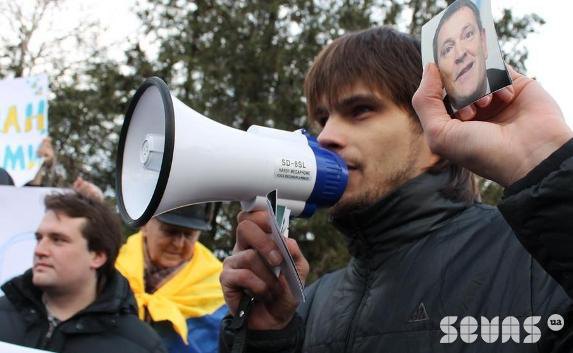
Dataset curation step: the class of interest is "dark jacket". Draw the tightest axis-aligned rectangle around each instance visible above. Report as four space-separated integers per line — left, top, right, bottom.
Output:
0 270 167 353
0 168 14 185
221 139 573 352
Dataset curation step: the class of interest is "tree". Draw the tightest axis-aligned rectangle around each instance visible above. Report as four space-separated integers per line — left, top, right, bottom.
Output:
0 0 103 79
0 0 136 190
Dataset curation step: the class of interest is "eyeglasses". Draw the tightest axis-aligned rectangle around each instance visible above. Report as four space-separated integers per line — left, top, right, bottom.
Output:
159 224 198 240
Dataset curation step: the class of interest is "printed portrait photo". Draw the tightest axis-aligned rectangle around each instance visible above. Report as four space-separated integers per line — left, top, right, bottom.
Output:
421 0 511 113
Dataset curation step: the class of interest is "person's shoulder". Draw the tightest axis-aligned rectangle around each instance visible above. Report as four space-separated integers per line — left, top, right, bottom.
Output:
0 294 16 312
431 201 515 245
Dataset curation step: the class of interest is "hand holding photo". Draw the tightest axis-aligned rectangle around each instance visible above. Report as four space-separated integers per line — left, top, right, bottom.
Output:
421 0 511 113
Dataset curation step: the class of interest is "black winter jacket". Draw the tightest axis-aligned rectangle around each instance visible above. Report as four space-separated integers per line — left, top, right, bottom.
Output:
221 139 573 353
0 270 167 353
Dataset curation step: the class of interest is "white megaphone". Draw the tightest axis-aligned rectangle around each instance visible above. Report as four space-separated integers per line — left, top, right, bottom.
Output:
116 77 348 228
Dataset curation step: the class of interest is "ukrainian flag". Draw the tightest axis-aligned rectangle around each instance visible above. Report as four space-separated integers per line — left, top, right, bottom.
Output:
116 233 227 353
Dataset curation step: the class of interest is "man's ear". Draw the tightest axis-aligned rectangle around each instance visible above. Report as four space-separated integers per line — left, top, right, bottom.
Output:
90 251 107 270
481 28 488 59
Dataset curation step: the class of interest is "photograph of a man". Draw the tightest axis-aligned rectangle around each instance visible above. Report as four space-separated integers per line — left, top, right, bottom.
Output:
426 0 511 111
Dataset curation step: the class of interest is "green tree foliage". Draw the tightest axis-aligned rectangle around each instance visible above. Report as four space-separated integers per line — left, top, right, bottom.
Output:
1 0 544 282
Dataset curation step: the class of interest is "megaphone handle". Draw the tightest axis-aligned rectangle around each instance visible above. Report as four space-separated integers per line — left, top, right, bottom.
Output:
229 294 255 353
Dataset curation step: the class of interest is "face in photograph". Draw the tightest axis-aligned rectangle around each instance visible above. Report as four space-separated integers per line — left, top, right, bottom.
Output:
434 2 489 109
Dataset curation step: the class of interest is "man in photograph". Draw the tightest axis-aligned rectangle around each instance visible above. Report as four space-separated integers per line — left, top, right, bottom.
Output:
432 0 510 110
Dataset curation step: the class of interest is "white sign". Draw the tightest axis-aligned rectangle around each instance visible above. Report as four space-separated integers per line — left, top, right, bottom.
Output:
0 186 61 292
0 75 49 186
0 341 55 353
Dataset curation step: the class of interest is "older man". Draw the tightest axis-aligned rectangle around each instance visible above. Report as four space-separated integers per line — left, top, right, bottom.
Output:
432 0 510 110
117 204 226 353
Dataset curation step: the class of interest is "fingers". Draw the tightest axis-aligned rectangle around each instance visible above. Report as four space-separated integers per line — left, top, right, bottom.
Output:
235 211 282 267
412 63 455 154
221 243 284 315
494 85 514 104
224 249 279 292
73 177 105 201
412 63 451 130
220 267 271 316
237 210 271 233
474 94 492 109
455 105 477 121
285 238 310 284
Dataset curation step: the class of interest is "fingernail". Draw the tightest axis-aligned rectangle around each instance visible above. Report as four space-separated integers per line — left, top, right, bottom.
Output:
457 105 474 120
268 250 282 266
499 86 514 101
476 94 492 107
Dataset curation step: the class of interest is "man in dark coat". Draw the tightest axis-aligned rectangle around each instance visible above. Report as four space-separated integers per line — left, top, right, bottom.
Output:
218 27 573 352
0 192 166 353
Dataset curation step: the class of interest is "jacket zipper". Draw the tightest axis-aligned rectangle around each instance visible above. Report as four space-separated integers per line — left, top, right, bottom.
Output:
40 315 59 348
343 232 373 353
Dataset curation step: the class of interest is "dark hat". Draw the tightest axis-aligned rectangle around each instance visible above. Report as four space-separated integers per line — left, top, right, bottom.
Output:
156 203 213 231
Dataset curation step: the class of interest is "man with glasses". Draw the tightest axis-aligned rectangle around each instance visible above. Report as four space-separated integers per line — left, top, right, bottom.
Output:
116 204 227 353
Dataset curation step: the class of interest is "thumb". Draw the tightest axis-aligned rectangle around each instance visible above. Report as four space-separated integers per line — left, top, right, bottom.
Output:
412 63 455 155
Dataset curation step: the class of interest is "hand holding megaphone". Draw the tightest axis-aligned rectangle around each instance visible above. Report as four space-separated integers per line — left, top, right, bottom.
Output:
116 77 348 227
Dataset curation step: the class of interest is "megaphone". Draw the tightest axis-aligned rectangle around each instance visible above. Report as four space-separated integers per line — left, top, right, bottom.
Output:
116 77 348 228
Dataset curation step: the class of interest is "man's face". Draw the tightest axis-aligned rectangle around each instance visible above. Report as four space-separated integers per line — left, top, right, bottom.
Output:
33 210 105 293
142 218 200 268
314 83 437 216
436 6 488 109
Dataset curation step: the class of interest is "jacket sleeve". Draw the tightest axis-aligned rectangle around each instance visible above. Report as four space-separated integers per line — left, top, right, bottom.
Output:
218 279 321 353
498 138 573 298
498 138 573 350
219 313 304 353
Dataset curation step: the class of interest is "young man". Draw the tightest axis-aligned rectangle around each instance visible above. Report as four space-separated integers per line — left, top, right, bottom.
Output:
432 0 510 110
219 27 573 352
116 204 227 353
0 193 166 353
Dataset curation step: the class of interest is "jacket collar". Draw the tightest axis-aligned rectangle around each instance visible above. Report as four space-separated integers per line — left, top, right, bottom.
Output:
332 170 471 268
1 269 137 333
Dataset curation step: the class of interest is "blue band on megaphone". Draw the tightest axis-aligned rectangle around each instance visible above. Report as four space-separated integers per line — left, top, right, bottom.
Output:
301 131 348 215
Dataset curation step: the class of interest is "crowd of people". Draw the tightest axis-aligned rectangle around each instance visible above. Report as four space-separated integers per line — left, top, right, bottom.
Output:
1 1 573 352
0 140 226 353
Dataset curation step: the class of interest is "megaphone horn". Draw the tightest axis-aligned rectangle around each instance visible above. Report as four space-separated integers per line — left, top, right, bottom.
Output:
116 77 348 228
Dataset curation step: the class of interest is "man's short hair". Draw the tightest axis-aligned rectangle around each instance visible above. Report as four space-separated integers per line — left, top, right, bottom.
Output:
304 26 479 203
432 0 483 64
44 193 122 285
